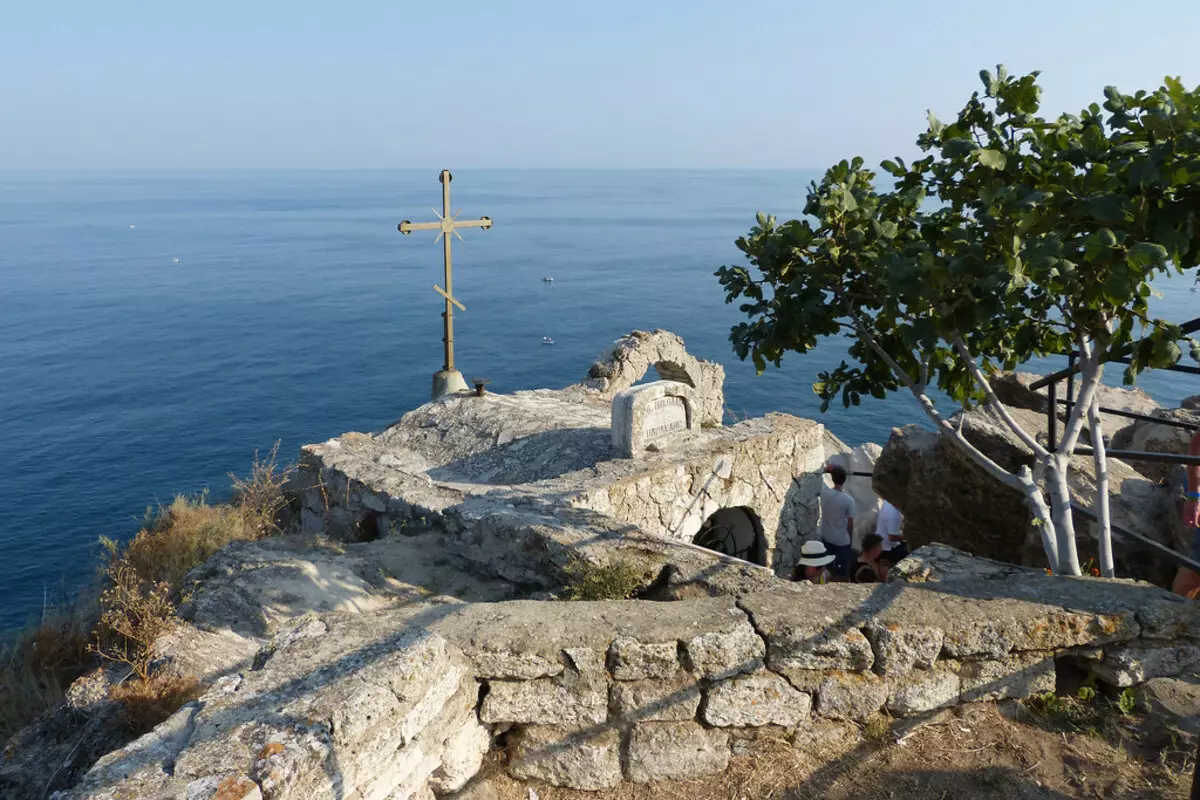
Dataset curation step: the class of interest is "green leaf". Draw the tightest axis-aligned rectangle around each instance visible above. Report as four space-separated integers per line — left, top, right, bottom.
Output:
1127 241 1169 269
975 149 1007 170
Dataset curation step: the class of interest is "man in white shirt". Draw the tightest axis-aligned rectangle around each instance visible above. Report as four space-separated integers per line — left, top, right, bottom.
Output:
875 500 907 563
819 464 856 578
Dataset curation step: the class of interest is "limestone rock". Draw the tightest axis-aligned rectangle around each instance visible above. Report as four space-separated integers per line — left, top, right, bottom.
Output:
1092 642 1200 687
959 652 1056 701
1135 677 1200 750
1111 402 1200 483
608 637 680 680
703 670 811 727
812 672 889 722
508 724 622 791
865 622 943 677
873 406 1182 582
992 370 1160 445
582 329 725 427
610 676 701 722
625 722 730 784
429 715 490 794
682 618 765 679
740 586 879 672
481 670 607 726
887 668 961 717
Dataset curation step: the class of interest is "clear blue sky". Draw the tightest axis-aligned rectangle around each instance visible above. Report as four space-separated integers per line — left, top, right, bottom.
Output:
3 0 1200 169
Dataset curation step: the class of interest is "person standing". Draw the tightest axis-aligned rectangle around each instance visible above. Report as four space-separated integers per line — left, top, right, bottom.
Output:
819 463 856 579
875 499 907 564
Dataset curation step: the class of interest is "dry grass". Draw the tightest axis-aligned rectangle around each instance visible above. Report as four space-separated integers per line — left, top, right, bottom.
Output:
1 447 295 744
109 674 204 736
0 601 96 742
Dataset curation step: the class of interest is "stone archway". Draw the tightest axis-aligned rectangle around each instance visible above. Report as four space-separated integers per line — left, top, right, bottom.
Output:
692 507 766 566
581 330 725 427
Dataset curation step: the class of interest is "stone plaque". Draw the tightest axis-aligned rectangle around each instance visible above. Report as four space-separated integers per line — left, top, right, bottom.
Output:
612 381 696 458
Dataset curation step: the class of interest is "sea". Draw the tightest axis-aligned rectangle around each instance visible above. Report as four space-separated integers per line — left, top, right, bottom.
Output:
1 169 1196 631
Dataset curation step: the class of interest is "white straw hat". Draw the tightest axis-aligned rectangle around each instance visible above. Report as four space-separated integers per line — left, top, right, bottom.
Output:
796 540 836 567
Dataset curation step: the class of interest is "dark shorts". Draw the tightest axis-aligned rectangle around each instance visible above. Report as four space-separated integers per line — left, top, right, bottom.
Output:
1190 528 1200 564
823 540 854 579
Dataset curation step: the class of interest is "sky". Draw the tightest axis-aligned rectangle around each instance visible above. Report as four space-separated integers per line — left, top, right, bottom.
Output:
3 1 1200 170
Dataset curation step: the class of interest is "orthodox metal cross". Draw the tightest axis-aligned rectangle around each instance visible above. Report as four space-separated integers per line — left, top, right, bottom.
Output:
397 169 492 373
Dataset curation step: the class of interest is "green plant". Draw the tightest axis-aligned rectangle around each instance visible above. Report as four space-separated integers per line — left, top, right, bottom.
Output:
1117 686 1137 715
863 714 890 741
717 68 1200 576
562 554 653 601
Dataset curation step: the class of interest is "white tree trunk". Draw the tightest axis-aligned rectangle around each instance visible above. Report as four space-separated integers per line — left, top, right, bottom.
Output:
1019 464 1058 568
1088 396 1115 577
1047 454 1082 575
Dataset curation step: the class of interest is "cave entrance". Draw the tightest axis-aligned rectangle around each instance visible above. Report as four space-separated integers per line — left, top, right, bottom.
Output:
692 507 766 566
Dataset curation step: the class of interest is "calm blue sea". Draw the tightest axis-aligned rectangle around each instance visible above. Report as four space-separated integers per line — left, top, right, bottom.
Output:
1 170 1196 630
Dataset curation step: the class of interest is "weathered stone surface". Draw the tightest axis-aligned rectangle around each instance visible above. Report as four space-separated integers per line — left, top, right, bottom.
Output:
683 618 765 679
1135 677 1200 748
608 637 680 680
583 329 725 427
873 405 1182 582
65 608 478 800
887 667 961 717
434 598 758 681
960 652 1056 701
740 586 879 672
429 715 490 794
1111 403 1200 483
610 676 701 722
1093 642 1200 687
992 370 1160 446
611 380 697 458
625 722 730 784
703 670 811 727
865 622 943 677
812 672 890 722
508 724 622 791
481 671 607 725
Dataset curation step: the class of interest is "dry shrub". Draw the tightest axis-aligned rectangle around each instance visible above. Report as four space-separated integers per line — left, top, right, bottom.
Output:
109 674 203 735
563 554 655 601
92 541 179 680
126 495 250 587
229 441 295 538
0 601 96 742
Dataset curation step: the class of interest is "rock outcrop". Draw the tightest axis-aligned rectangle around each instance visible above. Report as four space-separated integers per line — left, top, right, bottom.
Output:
1111 395 1200 484
991 370 1162 445
872 405 1182 582
43 544 1200 798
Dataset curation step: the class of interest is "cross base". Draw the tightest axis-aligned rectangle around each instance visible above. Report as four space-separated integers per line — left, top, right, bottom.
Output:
431 369 470 400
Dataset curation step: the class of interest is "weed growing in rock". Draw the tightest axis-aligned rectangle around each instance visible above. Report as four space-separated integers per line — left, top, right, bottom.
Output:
1025 686 1137 732
109 673 204 735
562 554 653 600
230 441 295 538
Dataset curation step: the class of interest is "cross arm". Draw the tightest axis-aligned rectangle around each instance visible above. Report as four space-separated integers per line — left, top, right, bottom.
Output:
398 220 441 234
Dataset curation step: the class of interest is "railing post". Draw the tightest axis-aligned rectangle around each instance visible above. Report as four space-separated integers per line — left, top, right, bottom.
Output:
1047 379 1058 452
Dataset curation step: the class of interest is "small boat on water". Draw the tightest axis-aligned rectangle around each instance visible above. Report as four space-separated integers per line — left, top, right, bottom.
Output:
542 276 555 283
542 337 555 345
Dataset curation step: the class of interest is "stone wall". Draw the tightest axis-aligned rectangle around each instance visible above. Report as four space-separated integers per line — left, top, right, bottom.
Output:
61 550 1200 798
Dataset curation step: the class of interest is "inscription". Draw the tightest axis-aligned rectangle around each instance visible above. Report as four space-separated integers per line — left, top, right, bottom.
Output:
642 396 688 443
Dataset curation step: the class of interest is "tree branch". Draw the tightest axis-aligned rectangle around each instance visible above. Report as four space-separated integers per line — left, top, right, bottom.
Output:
953 336 1050 458
846 308 1027 492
